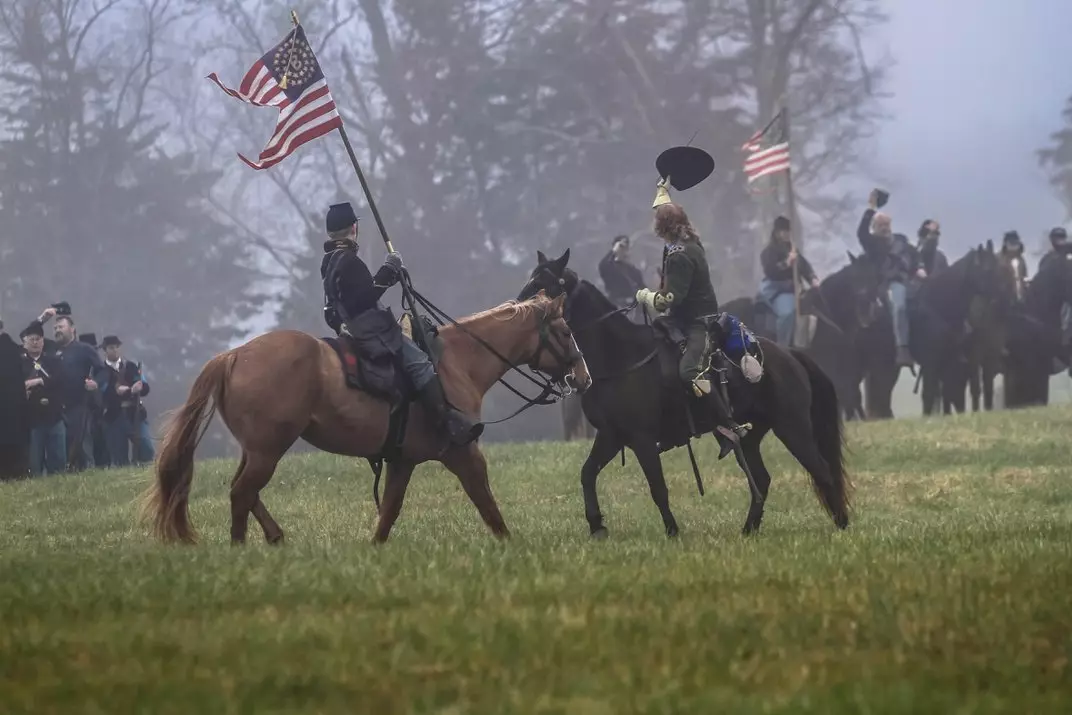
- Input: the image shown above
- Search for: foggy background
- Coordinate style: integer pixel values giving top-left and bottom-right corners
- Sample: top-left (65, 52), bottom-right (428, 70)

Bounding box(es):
top-left (2, 0), bottom-right (1071, 457)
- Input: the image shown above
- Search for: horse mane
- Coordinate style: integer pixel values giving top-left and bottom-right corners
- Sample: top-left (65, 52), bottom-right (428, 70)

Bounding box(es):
top-left (457, 294), bottom-right (551, 325)
top-left (571, 279), bottom-right (654, 343)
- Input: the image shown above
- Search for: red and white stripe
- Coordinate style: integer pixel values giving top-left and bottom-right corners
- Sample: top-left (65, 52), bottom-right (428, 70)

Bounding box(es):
top-left (743, 141), bottom-right (790, 183)
top-left (207, 63), bottom-right (342, 170)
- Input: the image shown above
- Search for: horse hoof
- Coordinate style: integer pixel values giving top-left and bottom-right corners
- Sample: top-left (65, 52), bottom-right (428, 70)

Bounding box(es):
top-left (741, 524), bottom-right (759, 537)
top-left (590, 527), bottom-right (609, 541)
top-left (665, 525), bottom-right (680, 538)
top-left (267, 533), bottom-right (285, 546)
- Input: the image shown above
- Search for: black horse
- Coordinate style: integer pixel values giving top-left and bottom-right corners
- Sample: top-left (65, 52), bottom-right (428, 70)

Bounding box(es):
top-left (908, 241), bottom-right (1015, 415)
top-left (518, 249), bottom-right (852, 538)
top-left (723, 255), bottom-right (885, 422)
top-left (1004, 253), bottom-right (1072, 408)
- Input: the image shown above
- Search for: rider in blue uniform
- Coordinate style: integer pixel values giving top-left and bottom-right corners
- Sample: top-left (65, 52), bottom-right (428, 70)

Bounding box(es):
top-left (320, 202), bottom-right (483, 447)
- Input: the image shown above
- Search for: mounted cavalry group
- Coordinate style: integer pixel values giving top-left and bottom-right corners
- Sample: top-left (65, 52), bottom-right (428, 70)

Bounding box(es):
top-left (143, 143), bottom-right (1068, 547)
top-left (727, 197), bottom-right (1072, 420)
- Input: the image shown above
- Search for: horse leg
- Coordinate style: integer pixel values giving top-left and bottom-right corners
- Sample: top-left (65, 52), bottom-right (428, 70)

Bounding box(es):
top-left (230, 452), bottom-right (281, 545)
top-left (229, 453), bottom-right (284, 544)
top-left (982, 362), bottom-right (995, 410)
top-left (580, 429), bottom-right (623, 539)
top-left (371, 460), bottom-right (416, 544)
top-left (440, 446), bottom-right (510, 539)
top-left (629, 438), bottom-right (679, 538)
top-left (738, 428), bottom-right (772, 536)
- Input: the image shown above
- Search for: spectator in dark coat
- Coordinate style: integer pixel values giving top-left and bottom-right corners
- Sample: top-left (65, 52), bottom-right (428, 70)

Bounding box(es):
top-left (0, 316), bottom-right (29, 480)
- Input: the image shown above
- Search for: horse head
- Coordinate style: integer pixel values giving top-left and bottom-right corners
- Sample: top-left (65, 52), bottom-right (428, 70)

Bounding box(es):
top-left (517, 248), bottom-right (578, 302)
top-left (967, 239), bottom-right (1016, 312)
top-left (838, 253), bottom-right (885, 329)
top-left (520, 290), bottom-right (591, 393)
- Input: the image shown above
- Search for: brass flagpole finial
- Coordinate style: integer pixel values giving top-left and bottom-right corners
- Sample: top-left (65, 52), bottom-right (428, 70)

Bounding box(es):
top-left (278, 11), bottom-right (301, 89)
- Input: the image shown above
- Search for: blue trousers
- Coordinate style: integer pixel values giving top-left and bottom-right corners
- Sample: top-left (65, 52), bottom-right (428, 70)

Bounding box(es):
top-left (105, 414), bottom-right (155, 467)
top-left (888, 281), bottom-right (909, 348)
top-left (29, 421), bottom-right (66, 476)
top-left (759, 279), bottom-right (797, 346)
top-left (400, 334), bottom-right (436, 390)
top-left (63, 405), bottom-right (96, 470)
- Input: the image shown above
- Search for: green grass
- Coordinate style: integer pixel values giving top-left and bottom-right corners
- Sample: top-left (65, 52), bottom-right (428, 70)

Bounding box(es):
top-left (2, 406), bottom-right (1071, 714)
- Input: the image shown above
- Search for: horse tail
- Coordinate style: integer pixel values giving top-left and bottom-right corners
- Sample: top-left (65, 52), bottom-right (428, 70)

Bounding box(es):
top-left (141, 352), bottom-right (234, 544)
top-left (792, 349), bottom-right (853, 528)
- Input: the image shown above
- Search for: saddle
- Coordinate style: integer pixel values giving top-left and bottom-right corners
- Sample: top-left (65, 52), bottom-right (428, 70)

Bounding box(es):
top-left (322, 310), bottom-right (446, 466)
top-left (651, 314), bottom-right (764, 454)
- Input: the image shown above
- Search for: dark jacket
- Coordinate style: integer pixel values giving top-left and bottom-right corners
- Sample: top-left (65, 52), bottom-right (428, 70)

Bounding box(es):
top-left (917, 243), bottom-right (949, 277)
top-left (320, 244), bottom-right (399, 334)
top-left (0, 333), bottom-right (28, 448)
top-left (1038, 247), bottom-right (1072, 277)
top-left (598, 252), bottom-right (645, 305)
top-left (21, 351), bottom-right (64, 428)
top-left (102, 358), bottom-right (150, 423)
top-left (760, 241), bottom-right (816, 284)
top-left (656, 240), bottom-right (720, 326)
top-left (27, 323), bottom-right (111, 409)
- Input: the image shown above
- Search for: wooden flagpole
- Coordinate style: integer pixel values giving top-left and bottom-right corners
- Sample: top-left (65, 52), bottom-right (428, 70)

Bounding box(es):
top-left (290, 10), bottom-right (395, 253)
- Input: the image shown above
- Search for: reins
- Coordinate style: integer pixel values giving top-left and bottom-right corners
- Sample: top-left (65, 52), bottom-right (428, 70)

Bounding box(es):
top-left (400, 272), bottom-right (575, 425)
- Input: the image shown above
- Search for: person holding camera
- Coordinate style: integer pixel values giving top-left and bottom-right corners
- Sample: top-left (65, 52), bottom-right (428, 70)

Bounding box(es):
top-left (598, 235), bottom-right (646, 310)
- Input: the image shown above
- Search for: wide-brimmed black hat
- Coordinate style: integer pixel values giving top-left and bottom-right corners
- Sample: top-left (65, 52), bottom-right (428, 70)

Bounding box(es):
top-left (101, 335), bottom-right (122, 347)
top-left (655, 146), bottom-right (715, 191)
top-left (52, 301), bottom-right (72, 317)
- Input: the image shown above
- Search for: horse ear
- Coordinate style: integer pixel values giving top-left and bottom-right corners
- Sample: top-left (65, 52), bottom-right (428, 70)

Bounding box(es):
top-left (536, 250), bottom-right (548, 264)
top-left (558, 248), bottom-right (571, 267)
top-left (549, 292), bottom-right (567, 315)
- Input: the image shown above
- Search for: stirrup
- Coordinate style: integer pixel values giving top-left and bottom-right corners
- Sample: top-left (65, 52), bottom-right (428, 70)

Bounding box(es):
top-left (692, 378), bottom-right (712, 396)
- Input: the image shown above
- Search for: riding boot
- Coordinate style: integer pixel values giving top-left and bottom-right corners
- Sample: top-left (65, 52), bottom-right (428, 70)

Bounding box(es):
top-left (694, 378), bottom-right (749, 459)
top-left (416, 378), bottom-right (484, 446)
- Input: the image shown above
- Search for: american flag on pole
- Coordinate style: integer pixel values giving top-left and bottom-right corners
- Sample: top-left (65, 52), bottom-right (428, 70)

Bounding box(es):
top-left (207, 24), bottom-right (343, 170)
top-left (742, 109), bottom-right (790, 183)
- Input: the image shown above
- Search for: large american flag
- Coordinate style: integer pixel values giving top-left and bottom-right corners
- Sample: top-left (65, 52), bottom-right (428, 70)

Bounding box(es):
top-left (207, 24), bottom-right (342, 170)
top-left (742, 109), bottom-right (791, 183)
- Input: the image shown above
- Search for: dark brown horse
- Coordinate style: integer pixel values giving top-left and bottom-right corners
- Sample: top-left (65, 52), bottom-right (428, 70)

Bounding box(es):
top-left (1004, 253), bottom-right (1072, 407)
top-left (142, 292), bottom-right (590, 545)
top-left (722, 256), bottom-right (885, 422)
top-left (908, 241), bottom-right (1014, 416)
top-left (518, 250), bottom-right (852, 538)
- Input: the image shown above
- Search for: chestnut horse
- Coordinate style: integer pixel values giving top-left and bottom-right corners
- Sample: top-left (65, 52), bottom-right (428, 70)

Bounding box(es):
top-left (143, 292), bottom-right (590, 545)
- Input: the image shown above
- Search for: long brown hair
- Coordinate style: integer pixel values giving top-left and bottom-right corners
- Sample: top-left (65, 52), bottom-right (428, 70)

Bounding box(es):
top-left (653, 204), bottom-right (700, 244)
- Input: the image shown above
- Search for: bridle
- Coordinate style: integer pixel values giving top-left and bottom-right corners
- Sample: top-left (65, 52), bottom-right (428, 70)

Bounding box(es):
top-left (527, 308), bottom-right (585, 391)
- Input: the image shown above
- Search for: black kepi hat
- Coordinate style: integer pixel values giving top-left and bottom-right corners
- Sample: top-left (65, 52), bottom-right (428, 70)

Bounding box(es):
top-left (325, 202), bottom-right (358, 233)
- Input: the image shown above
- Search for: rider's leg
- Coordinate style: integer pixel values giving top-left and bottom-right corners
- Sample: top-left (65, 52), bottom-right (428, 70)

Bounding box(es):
top-left (679, 323), bottom-right (748, 450)
top-left (772, 292), bottom-right (796, 347)
top-left (888, 281), bottom-right (912, 366)
top-left (402, 335), bottom-right (484, 446)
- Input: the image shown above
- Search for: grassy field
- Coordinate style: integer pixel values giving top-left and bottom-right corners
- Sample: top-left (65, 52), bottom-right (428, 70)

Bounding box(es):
top-left (1, 406), bottom-right (1071, 714)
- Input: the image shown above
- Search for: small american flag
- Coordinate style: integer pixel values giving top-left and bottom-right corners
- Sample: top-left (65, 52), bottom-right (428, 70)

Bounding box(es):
top-left (742, 109), bottom-right (790, 183)
top-left (207, 24), bottom-right (343, 170)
